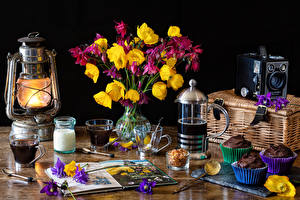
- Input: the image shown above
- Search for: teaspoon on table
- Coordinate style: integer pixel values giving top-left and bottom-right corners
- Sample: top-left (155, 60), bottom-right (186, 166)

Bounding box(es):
top-left (2, 168), bottom-right (36, 182)
top-left (80, 147), bottom-right (115, 158)
top-left (173, 160), bottom-right (221, 194)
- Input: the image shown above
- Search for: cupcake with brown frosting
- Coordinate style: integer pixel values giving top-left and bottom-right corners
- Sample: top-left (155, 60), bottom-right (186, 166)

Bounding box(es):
top-left (232, 151), bottom-right (268, 185)
top-left (220, 135), bottom-right (253, 163)
top-left (260, 144), bottom-right (298, 174)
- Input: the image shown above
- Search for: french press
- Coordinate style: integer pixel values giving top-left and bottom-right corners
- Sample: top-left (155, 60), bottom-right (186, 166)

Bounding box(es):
top-left (175, 79), bottom-right (230, 159)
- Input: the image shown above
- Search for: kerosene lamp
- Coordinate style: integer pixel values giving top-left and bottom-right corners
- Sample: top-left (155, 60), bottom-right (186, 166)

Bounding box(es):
top-left (4, 32), bottom-right (60, 141)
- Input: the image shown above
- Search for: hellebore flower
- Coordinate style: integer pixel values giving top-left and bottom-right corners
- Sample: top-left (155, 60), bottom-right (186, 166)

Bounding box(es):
top-left (136, 179), bottom-right (156, 194)
top-left (73, 166), bottom-right (89, 184)
top-left (51, 158), bottom-right (66, 178)
top-left (40, 180), bottom-right (59, 196)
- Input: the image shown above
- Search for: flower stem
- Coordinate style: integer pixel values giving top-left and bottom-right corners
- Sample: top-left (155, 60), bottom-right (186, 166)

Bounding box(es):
top-left (67, 186), bottom-right (76, 200)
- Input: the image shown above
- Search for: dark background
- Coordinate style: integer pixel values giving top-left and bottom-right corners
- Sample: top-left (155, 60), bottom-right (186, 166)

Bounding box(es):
top-left (0, 1), bottom-right (299, 126)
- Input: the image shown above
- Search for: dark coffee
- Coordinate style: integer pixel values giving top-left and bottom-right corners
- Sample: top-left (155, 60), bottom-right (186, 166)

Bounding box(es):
top-left (177, 118), bottom-right (207, 135)
top-left (10, 139), bottom-right (38, 164)
top-left (88, 129), bottom-right (112, 146)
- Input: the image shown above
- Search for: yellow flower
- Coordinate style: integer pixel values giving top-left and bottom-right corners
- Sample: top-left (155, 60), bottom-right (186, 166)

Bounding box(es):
top-left (160, 64), bottom-right (176, 81)
top-left (125, 89), bottom-right (140, 103)
top-left (120, 141), bottom-right (134, 149)
top-left (137, 23), bottom-right (159, 45)
top-left (93, 91), bottom-right (112, 109)
top-left (64, 161), bottom-right (82, 177)
top-left (152, 82), bottom-right (167, 100)
top-left (264, 175), bottom-right (296, 197)
top-left (167, 74), bottom-right (184, 91)
top-left (168, 26), bottom-right (182, 37)
top-left (127, 48), bottom-right (145, 66)
top-left (105, 80), bottom-right (125, 102)
top-left (94, 38), bottom-right (108, 53)
top-left (166, 57), bottom-right (177, 68)
top-left (85, 63), bottom-right (99, 83)
top-left (161, 50), bottom-right (167, 61)
top-left (106, 43), bottom-right (128, 70)
top-left (144, 135), bottom-right (151, 145)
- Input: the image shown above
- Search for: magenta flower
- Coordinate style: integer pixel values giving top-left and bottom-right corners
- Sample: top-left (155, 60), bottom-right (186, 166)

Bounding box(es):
top-left (255, 92), bottom-right (273, 107)
top-left (130, 62), bottom-right (138, 75)
top-left (115, 21), bottom-right (127, 38)
top-left (73, 166), bottom-right (89, 184)
top-left (136, 179), bottom-right (156, 194)
top-left (273, 97), bottom-right (289, 112)
top-left (40, 180), bottom-right (59, 196)
top-left (138, 92), bottom-right (149, 105)
top-left (103, 66), bottom-right (122, 79)
top-left (51, 158), bottom-right (66, 178)
top-left (94, 33), bottom-right (104, 41)
top-left (119, 99), bottom-right (134, 108)
top-left (84, 43), bottom-right (101, 57)
top-left (143, 60), bottom-right (159, 75)
top-left (69, 46), bottom-right (88, 66)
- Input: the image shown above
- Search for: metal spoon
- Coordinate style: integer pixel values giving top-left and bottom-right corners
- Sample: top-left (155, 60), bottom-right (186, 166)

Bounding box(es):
top-left (173, 160), bottom-right (221, 194)
top-left (80, 147), bottom-right (115, 158)
top-left (2, 168), bottom-right (35, 182)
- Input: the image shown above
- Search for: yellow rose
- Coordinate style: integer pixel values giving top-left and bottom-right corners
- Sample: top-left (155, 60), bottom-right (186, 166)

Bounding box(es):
top-left (85, 63), bottom-right (99, 83)
top-left (168, 26), bottom-right (182, 37)
top-left (160, 64), bottom-right (176, 81)
top-left (106, 43), bottom-right (128, 70)
top-left (167, 74), bottom-right (184, 91)
top-left (166, 57), bottom-right (177, 68)
top-left (93, 91), bottom-right (112, 109)
top-left (105, 80), bottom-right (125, 102)
top-left (127, 48), bottom-right (145, 66)
top-left (137, 23), bottom-right (159, 45)
top-left (94, 38), bottom-right (108, 53)
top-left (152, 82), bottom-right (167, 100)
top-left (125, 89), bottom-right (140, 103)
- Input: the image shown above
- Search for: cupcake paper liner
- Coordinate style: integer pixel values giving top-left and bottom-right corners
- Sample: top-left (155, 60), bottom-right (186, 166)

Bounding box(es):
top-left (231, 161), bottom-right (268, 185)
top-left (220, 143), bottom-right (253, 163)
top-left (259, 151), bottom-right (298, 174)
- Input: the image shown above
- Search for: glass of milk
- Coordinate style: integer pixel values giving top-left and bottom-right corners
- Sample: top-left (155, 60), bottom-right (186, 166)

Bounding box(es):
top-left (53, 116), bottom-right (76, 153)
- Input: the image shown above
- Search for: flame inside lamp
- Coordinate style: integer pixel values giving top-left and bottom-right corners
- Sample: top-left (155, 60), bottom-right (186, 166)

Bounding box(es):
top-left (16, 77), bottom-right (51, 109)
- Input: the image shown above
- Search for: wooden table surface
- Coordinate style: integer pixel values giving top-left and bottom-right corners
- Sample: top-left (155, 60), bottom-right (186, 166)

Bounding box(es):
top-left (0, 126), bottom-right (299, 200)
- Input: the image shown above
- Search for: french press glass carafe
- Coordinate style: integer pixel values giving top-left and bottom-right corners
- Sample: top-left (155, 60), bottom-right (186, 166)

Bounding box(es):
top-left (175, 79), bottom-right (230, 158)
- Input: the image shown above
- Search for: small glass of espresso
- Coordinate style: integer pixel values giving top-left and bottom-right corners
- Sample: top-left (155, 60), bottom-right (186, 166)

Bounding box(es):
top-left (85, 119), bottom-right (113, 151)
top-left (9, 133), bottom-right (45, 168)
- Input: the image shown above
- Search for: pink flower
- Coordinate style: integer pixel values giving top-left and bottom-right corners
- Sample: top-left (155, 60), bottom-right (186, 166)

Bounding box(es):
top-left (69, 46), bottom-right (88, 66)
top-left (143, 59), bottom-right (159, 75)
top-left (84, 43), bottom-right (101, 57)
top-left (94, 33), bottom-right (104, 41)
top-left (130, 62), bottom-right (138, 75)
top-left (115, 21), bottom-right (127, 38)
top-left (103, 66), bottom-right (122, 79)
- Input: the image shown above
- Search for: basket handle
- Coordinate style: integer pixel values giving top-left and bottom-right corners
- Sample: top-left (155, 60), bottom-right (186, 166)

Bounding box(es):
top-left (207, 103), bottom-right (230, 139)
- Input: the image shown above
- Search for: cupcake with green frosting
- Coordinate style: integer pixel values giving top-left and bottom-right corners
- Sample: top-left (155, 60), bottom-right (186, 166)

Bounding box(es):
top-left (220, 135), bottom-right (253, 163)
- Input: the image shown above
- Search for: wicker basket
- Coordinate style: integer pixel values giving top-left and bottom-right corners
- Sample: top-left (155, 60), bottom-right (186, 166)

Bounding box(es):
top-left (207, 89), bottom-right (300, 151)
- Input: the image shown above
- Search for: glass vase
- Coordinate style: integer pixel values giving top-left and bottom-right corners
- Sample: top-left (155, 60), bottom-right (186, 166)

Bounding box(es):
top-left (115, 104), bottom-right (151, 143)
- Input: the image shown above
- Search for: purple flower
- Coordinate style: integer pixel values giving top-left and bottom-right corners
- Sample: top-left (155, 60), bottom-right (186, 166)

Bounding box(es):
top-left (138, 93), bottom-right (149, 105)
top-left (40, 180), bottom-right (59, 196)
top-left (103, 66), bottom-right (122, 79)
top-left (273, 97), bottom-right (289, 112)
top-left (115, 21), bottom-right (127, 38)
top-left (113, 141), bottom-right (120, 147)
top-left (136, 179), bottom-right (156, 194)
top-left (255, 92), bottom-right (274, 107)
top-left (73, 166), bottom-right (89, 184)
top-left (119, 99), bottom-right (134, 108)
top-left (119, 146), bottom-right (129, 152)
top-left (51, 158), bottom-right (66, 178)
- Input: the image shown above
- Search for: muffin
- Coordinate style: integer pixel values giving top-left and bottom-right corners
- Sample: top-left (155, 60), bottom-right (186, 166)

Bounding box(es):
top-left (232, 151), bottom-right (268, 185)
top-left (260, 144), bottom-right (298, 174)
top-left (220, 135), bottom-right (253, 163)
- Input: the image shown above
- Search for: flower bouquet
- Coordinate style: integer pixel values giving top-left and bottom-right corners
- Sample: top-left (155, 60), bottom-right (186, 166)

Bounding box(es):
top-left (70, 21), bottom-right (203, 143)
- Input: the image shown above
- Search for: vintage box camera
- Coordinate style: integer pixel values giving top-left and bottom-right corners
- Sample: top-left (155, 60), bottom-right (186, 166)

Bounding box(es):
top-left (235, 47), bottom-right (288, 100)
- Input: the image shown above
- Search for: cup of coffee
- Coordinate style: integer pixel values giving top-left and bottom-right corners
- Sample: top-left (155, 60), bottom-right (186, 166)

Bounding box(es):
top-left (9, 133), bottom-right (45, 168)
top-left (85, 119), bottom-right (113, 151)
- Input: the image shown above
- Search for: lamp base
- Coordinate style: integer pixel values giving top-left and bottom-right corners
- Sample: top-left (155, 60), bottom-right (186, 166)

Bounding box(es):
top-left (11, 121), bottom-right (54, 141)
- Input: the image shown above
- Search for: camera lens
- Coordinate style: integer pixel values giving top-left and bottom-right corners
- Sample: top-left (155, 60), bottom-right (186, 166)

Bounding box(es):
top-left (280, 64), bottom-right (287, 71)
top-left (268, 72), bottom-right (286, 90)
top-left (267, 64), bottom-right (274, 72)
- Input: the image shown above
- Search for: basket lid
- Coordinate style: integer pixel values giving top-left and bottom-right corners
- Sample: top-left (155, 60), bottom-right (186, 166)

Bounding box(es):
top-left (175, 79), bottom-right (207, 104)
